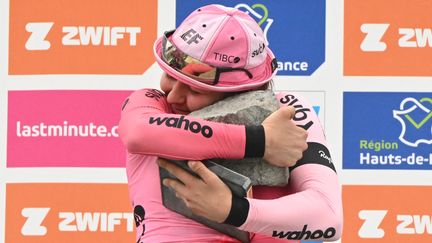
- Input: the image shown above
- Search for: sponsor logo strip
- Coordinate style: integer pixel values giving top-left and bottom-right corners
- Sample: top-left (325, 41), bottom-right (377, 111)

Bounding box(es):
top-left (343, 185), bottom-right (432, 242)
top-left (7, 90), bottom-right (132, 167)
top-left (343, 92), bottom-right (431, 170)
top-left (9, 0), bottom-right (157, 74)
top-left (5, 183), bottom-right (134, 243)
top-left (344, 0), bottom-right (432, 76)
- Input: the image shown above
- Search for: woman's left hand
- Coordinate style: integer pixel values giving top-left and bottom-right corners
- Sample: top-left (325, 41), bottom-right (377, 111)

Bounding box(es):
top-left (157, 159), bottom-right (232, 223)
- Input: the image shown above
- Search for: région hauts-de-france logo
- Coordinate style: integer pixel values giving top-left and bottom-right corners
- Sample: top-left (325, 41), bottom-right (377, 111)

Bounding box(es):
top-left (393, 97), bottom-right (432, 147)
top-left (343, 92), bottom-right (431, 170)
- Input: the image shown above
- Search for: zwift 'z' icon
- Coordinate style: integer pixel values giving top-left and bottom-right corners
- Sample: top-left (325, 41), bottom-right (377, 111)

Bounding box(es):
top-left (393, 97), bottom-right (432, 147)
top-left (234, 3), bottom-right (273, 46)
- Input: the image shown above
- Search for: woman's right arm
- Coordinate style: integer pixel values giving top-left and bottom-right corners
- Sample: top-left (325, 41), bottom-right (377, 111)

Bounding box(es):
top-left (118, 88), bottom-right (262, 160)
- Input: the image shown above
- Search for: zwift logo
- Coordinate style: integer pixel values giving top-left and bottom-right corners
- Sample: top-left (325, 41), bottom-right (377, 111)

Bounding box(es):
top-left (358, 210), bottom-right (387, 238)
top-left (25, 23), bottom-right (141, 50)
top-left (393, 97), bottom-right (432, 147)
top-left (9, 0), bottom-right (157, 75)
top-left (344, 0), bottom-right (432, 76)
top-left (21, 208), bottom-right (50, 236)
top-left (358, 209), bottom-right (432, 238)
top-left (20, 207), bottom-right (133, 235)
top-left (360, 24), bottom-right (432, 52)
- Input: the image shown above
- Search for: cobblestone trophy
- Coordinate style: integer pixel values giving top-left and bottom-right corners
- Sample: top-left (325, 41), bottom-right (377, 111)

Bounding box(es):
top-left (160, 90), bottom-right (289, 242)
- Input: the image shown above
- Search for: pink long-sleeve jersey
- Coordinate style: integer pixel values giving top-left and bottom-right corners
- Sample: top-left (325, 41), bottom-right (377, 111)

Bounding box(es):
top-left (119, 88), bottom-right (343, 243)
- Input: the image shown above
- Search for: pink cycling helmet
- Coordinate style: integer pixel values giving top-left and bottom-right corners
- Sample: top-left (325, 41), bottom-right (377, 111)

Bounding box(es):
top-left (153, 4), bottom-right (278, 92)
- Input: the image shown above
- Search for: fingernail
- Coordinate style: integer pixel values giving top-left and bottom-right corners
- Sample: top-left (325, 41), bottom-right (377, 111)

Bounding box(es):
top-left (162, 179), bottom-right (169, 187)
top-left (157, 160), bottom-right (163, 167)
top-left (188, 161), bottom-right (197, 168)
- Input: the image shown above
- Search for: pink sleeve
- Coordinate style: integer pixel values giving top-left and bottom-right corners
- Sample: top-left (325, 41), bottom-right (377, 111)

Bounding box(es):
top-left (118, 88), bottom-right (246, 160)
top-left (239, 92), bottom-right (343, 241)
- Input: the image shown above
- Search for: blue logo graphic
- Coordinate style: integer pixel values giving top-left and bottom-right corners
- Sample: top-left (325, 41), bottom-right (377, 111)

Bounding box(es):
top-left (234, 3), bottom-right (273, 46)
top-left (175, 0), bottom-right (326, 76)
top-left (343, 92), bottom-right (432, 170)
top-left (393, 97), bottom-right (432, 147)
